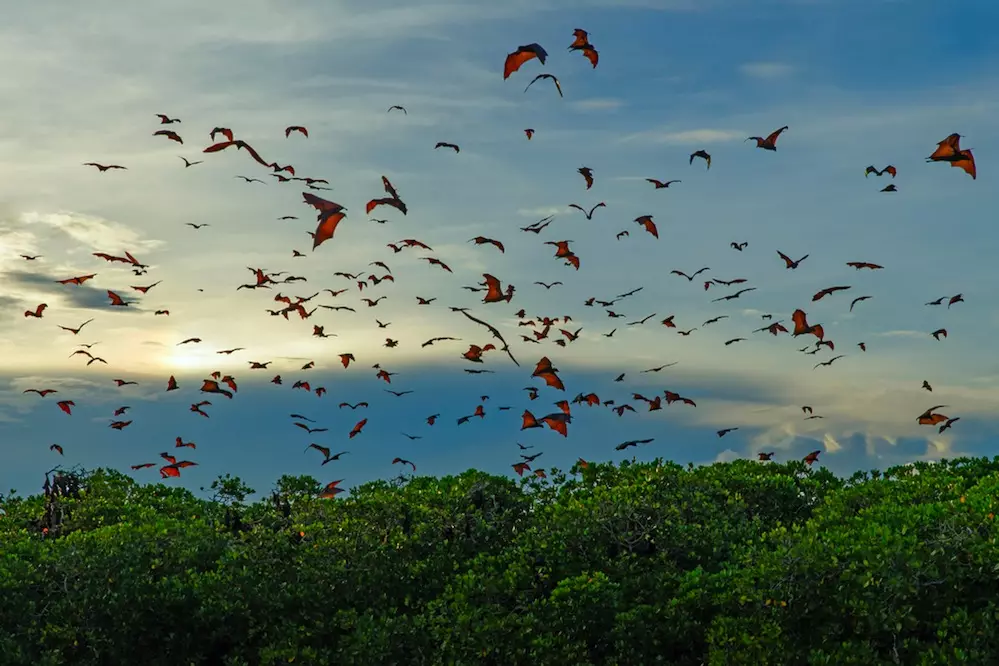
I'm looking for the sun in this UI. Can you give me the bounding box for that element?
[161,351,209,371]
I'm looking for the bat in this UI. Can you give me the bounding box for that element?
[302,192,347,250]
[846,262,882,270]
[615,438,653,451]
[864,165,896,178]
[435,142,460,152]
[525,74,562,97]
[568,202,605,219]
[689,150,711,169]
[926,133,976,179]
[671,267,710,281]
[155,114,180,124]
[153,130,183,144]
[849,296,872,312]
[503,43,548,79]
[646,179,680,189]
[813,355,845,370]
[524,129,534,139]
[578,167,593,189]
[746,125,788,151]
[83,163,126,172]
[812,286,851,301]
[387,105,407,114]
[570,44,598,68]
[634,215,658,238]
[777,251,809,269]
[179,157,203,167]
[285,126,308,138]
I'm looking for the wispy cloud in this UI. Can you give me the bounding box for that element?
[619,128,746,144]
[570,98,625,112]
[739,62,796,79]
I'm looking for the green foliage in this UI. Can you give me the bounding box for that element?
[2,457,999,664]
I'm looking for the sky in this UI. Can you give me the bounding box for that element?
[2,0,999,500]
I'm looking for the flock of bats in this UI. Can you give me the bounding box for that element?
[12,28,979,496]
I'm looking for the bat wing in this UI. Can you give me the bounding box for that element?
[952,150,976,179]
[503,44,547,79]
[928,133,961,160]
[766,126,788,144]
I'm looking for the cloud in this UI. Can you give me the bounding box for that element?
[619,128,746,144]
[570,98,625,112]
[2,270,145,313]
[876,330,926,338]
[739,62,796,79]
[18,211,164,255]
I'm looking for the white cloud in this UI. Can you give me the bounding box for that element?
[620,128,746,144]
[19,211,164,254]
[739,62,796,79]
[571,98,625,112]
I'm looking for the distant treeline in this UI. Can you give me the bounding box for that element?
[2,456,999,665]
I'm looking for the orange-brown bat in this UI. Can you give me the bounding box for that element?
[917,405,949,426]
[210,127,234,142]
[160,461,198,479]
[570,44,598,68]
[647,179,680,189]
[317,480,345,498]
[434,142,460,152]
[926,133,976,179]
[791,309,825,340]
[931,328,947,340]
[803,451,821,466]
[200,379,233,399]
[302,192,348,250]
[865,165,896,178]
[216,347,245,355]
[812,285,851,301]
[481,274,514,304]
[109,420,132,430]
[462,344,496,362]
[568,29,590,49]
[634,215,659,238]
[153,130,183,144]
[56,400,74,415]
[525,74,562,97]
[503,43,548,79]
[577,167,593,189]
[155,114,180,124]
[846,261,883,270]
[531,356,564,391]
[131,463,155,470]
[24,303,48,318]
[166,375,179,391]
[746,126,788,151]
[512,461,531,476]
[56,273,97,286]
[83,162,127,172]
[107,290,130,307]
[203,139,271,169]
[524,129,534,140]
[758,452,774,461]
[422,257,453,273]
[130,281,161,294]
[285,126,308,138]
[689,150,711,169]
[948,294,964,308]
[348,418,368,438]
[568,202,605,219]
[469,237,505,253]
[365,176,408,215]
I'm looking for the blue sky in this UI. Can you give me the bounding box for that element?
[2,0,999,499]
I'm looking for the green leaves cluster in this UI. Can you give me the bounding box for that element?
[2,457,999,664]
